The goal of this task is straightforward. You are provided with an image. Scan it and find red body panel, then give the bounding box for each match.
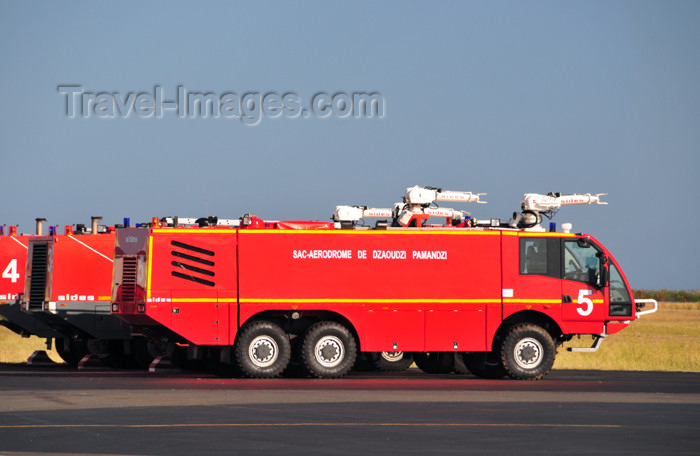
[146,230,237,345]
[47,234,115,305]
[0,235,30,304]
[237,230,501,351]
[0,234,66,338]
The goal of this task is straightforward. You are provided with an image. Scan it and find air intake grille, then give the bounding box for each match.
[170,240,215,287]
[121,257,138,302]
[28,243,48,310]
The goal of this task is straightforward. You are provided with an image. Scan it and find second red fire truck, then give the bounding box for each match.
[21,218,140,366]
[111,187,656,380]
[0,226,62,343]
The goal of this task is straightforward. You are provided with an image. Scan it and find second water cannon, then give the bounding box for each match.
[509,192,608,229]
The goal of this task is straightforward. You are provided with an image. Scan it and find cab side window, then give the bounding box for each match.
[519,238,561,279]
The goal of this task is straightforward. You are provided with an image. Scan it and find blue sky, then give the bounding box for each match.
[1,1,698,289]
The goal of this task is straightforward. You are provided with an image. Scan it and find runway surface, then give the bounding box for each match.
[0,365,697,455]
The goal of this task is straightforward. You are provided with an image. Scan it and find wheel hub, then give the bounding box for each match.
[315,336,343,368]
[250,336,278,367]
[381,351,404,362]
[514,337,543,369]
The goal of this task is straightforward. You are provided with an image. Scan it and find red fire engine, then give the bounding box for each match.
[0,223,64,345]
[111,187,657,380]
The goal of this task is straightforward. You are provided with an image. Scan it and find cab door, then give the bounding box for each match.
[560,238,607,326]
[501,234,563,323]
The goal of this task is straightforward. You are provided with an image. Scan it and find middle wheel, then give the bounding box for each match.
[235,320,291,378]
[301,321,357,378]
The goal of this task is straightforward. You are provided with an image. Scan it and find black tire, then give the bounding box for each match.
[55,338,88,367]
[131,337,167,369]
[235,320,291,378]
[413,352,454,374]
[462,351,507,379]
[501,324,556,380]
[372,351,414,372]
[87,339,128,368]
[301,321,357,379]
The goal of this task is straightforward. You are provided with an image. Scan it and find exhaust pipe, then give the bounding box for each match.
[35,218,47,235]
[91,216,102,234]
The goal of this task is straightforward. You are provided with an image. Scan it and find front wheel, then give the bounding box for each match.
[301,321,357,378]
[501,324,556,380]
[235,320,291,378]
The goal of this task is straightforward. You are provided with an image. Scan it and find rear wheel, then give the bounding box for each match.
[301,321,357,378]
[501,324,556,380]
[235,320,291,378]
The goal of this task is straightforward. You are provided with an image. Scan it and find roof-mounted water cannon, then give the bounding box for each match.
[332,186,487,228]
[395,186,486,227]
[403,186,486,206]
[332,206,394,225]
[509,192,608,229]
[394,204,473,227]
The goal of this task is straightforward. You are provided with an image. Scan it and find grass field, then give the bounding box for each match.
[1,302,698,372]
[0,327,63,363]
[555,302,700,372]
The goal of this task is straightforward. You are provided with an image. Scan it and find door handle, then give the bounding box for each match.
[562,294,572,303]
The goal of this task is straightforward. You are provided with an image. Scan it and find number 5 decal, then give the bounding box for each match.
[2,259,20,283]
[576,289,594,316]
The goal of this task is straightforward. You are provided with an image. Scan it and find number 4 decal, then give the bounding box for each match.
[2,259,20,283]
[576,289,594,316]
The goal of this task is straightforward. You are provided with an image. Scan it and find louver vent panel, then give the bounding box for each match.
[28,243,48,310]
[121,257,138,302]
[170,240,216,287]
